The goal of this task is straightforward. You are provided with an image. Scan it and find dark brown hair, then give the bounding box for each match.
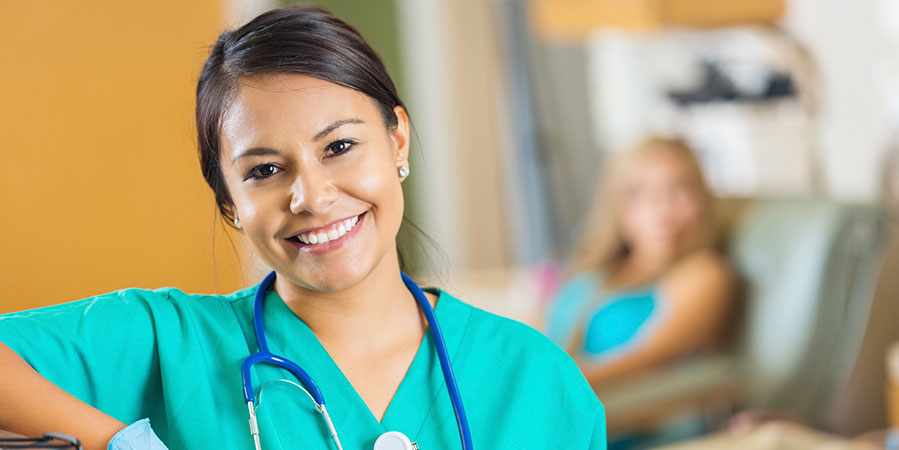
[196,4,405,225]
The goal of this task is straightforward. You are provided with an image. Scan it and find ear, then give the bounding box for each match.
[223,205,242,231]
[388,105,411,170]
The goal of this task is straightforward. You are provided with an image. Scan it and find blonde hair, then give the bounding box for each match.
[568,137,714,286]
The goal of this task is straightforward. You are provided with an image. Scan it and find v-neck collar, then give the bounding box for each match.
[258,286,472,446]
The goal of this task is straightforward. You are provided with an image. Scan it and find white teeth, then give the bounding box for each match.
[295,214,361,246]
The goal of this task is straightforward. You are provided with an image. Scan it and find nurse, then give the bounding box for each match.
[0,5,606,450]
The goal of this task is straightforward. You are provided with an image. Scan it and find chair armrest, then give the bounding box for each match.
[597,355,743,434]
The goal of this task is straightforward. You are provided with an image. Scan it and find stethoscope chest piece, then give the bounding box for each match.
[374,431,418,450]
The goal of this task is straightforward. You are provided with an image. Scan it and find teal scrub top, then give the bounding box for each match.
[0,282,606,449]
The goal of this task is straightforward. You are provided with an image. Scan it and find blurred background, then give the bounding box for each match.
[3,0,899,448]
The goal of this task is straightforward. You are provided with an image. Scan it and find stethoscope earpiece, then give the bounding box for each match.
[374,431,418,450]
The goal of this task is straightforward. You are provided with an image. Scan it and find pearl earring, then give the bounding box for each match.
[234,217,242,229]
[398,165,410,178]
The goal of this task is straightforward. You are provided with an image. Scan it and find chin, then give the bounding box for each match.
[641,233,679,249]
[292,261,374,293]
[263,235,394,293]
[307,273,364,292]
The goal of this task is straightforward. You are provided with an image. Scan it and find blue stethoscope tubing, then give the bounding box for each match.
[240,270,474,450]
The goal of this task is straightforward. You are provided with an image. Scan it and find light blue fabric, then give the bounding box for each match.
[108,419,168,450]
[546,273,602,346]
[547,272,661,358]
[886,428,899,450]
[582,289,657,355]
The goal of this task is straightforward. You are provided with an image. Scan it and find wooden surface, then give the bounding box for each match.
[530,0,785,41]
[0,0,245,315]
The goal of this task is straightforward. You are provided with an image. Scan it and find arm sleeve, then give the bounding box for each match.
[0,289,164,424]
[589,403,608,449]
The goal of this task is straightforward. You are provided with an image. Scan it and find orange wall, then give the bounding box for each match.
[0,1,247,313]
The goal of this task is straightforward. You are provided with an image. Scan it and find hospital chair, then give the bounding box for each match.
[599,197,899,441]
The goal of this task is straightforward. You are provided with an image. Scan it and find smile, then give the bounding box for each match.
[286,212,365,251]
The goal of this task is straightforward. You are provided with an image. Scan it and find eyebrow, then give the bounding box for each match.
[313,118,364,141]
[231,147,279,164]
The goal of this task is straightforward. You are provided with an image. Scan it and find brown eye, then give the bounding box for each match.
[325,139,357,157]
[245,163,280,181]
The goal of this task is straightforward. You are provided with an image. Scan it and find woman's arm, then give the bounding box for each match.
[579,251,734,387]
[0,342,126,450]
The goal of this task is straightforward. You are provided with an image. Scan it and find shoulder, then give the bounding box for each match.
[544,271,603,345]
[668,249,731,279]
[111,284,256,313]
[150,284,257,308]
[138,285,257,325]
[1,285,256,325]
[450,290,565,354]
[436,290,605,442]
[662,250,733,297]
[438,289,591,385]
[0,288,164,321]
[555,271,603,300]
[656,251,735,338]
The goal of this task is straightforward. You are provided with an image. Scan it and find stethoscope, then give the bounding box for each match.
[241,271,474,450]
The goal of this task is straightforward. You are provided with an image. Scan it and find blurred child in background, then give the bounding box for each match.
[546,137,734,387]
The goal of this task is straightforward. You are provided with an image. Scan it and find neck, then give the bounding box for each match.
[611,243,677,287]
[629,243,676,269]
[272,252,428,359]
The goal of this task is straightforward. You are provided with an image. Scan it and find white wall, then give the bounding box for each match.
[396,0,513,273]
[224,0,274,28]
[783,0,893,201]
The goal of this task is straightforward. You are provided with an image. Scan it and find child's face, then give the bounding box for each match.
[618,151,704,252]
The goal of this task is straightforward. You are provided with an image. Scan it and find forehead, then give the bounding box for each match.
[220,73,379,152]
[633,151,693,178]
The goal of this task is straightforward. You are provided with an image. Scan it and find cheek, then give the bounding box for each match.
[356,166,397,199]
[350,153,405,216]
[624,199,655,226]
[224,177,264,221]
[618,203,650,240]
[222,174,282,244]
[233,195,261,222]
[671,195,703,228]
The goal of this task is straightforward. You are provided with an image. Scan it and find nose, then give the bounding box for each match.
[289,166,338,215]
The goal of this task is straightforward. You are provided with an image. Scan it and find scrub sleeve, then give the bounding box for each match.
[0,290,164,425]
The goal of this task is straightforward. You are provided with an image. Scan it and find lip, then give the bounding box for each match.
[286,213,364,238]
[285,211,366,255]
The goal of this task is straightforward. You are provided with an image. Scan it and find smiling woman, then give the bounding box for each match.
[217,74,409,293]
[0,5,606,450]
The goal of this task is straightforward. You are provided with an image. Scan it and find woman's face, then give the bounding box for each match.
[219,74,409,292]
[618,150,704,252]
